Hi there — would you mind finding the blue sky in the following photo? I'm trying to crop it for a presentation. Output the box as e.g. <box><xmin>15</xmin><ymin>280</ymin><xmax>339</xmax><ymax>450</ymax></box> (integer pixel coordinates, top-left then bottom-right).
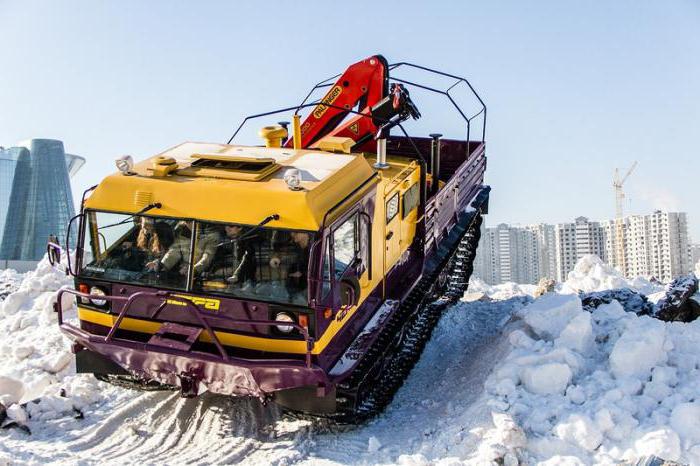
<box><xmin>1</xmin><ymin>1</ymin><xmax>698</xmax><ymax>238</ymax></box>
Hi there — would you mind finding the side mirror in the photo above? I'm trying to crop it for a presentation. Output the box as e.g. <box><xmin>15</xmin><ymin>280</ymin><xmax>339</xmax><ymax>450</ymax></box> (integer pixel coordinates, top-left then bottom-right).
<box><xmin>63</xmin><ymin>213</ymin><xmax>84</xmax><ymax>276</ymax></box>
<box><xmin>339</xmin><ymin>276</ymin><xmax>361</xmax><ymax>307</ymax></box>
<box><xmin>47</xmin><ymin>236</ymin><xmax>62</xmax><ymax>266</ymax></box>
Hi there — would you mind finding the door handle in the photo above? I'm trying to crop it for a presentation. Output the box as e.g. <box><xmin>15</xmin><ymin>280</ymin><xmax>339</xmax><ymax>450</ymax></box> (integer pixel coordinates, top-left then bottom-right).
<box><xmin>386</xmin><ymin>231</ymin><xmax>394</xmax><ymax>240</ymax></box>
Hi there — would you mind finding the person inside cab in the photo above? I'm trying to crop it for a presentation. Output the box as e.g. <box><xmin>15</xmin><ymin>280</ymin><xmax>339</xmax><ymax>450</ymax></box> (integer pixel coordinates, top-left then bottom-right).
<box><xmin>146</xmin><ymin>222</ymin><xmax>219</xmax><ymax>276</ymax></box>
<box><xmin>107</xmin><ymin>217</ymin><xmax>173</xmax><ymax>271</ymax></box>
<box><xmin>270</xmin><ymin>231</ymin><xmax>311</xmax><ymax>302</ymax></box>
<box><xmin>210</xmin><ymin>224</ymin><xmax>257</xmax><ymax>287</ymax></box>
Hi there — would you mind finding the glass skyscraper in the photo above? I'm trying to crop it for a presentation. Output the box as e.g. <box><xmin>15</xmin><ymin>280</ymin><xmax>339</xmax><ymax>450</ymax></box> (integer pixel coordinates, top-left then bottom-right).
<box><xmin>0</xmin><ymin>139</ymin><xmax>85</xmax><ymax>262</ymax></box>
<box><xmin>0</xmin><ymin>147</ymin><xmax>29</xmax><ymax>240</ymax></box>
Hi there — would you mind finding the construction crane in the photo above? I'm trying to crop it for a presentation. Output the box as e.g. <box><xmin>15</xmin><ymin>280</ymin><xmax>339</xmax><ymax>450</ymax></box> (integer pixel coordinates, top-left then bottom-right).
<box><xmin>613</xmin><ymin>161</ymin><xmax>638</xmax><ymax>274</ymax></box>
<box><xmin>614</xmin><ymin>161</ymin><xmax>638</xmax><ymax>220</ymax></box>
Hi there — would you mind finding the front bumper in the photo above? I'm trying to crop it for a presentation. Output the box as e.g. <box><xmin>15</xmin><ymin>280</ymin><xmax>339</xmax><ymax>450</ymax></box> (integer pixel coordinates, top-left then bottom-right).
<box><xmin>62</xmin><ymin>323</ymin><xmax>329</xmax><ymax>398</ymax></box>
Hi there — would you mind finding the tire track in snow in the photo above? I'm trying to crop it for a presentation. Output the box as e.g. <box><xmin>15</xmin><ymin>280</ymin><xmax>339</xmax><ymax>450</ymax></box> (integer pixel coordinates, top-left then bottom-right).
<box><xmin>68</xmin><ymin>391</ymin><xmax>176</xmax><ymax>456</ymax></box>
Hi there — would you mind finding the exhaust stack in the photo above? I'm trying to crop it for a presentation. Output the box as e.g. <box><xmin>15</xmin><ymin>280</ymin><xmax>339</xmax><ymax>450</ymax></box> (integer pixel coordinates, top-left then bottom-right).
<box><xmin>429</xmin><ymin>133</ymin><xmax>442</xmax><ymax>195</ymax></box>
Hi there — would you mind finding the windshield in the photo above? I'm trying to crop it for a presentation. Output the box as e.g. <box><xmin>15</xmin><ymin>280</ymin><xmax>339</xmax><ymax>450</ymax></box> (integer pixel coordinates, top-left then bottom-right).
<box><xmin>192</xmin><ymin>221</ymin><xmax>312</xmax><ymax>305</ymax></box>
<box><xmin>80</xmin><ymin>211</ymin><xmax>313</xmax><ymax>305</ymax></box>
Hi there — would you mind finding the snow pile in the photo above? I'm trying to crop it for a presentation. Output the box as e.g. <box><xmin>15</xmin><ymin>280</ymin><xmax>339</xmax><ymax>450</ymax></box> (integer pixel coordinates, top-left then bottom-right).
<box><xmin>486</xmin><ymin>292</ymin><xmax>700</xmax><ymax>464</ymax></box>
<box><xmin>472</xmin><ymin>255</ymin><xmax>663</xmax><ymax>302</ymax></box>
<box><xmin>467</xmin><ymin>277</ymin><xmax>537</xmax><ymax>301</ymax></box>
<box><xmin>563</xmin><ymin>254</ymin><xmax>662</xmax><ymax>295</ymax></box>
<box><xmin>0</xmin><ymin>269</ymin><xmax>25</xmax><ymax>302</ymax></box>
<box><xmin>0</xmin><ymin>257</ymin><xmax>103</xmax><ymax>423</ymax></box>
<box><xmin>562</xmin><ymin>254</ymin><xmax>629</xmax><ymax>292</ymax></box>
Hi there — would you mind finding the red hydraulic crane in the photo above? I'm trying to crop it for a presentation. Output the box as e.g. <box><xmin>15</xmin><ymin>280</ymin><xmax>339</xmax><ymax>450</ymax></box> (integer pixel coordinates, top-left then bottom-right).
<box><xmin>287</xmin><ymin>55</ymin><xmax>421</xmax><ymax>149</ymax></box>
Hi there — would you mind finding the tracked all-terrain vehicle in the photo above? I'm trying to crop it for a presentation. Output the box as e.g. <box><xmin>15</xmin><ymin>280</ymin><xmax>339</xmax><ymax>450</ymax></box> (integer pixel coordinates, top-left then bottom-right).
<box><xmin>50</xmin><ymin>55</ymin><xmax>489</xmax><ymax>421</ymax></box>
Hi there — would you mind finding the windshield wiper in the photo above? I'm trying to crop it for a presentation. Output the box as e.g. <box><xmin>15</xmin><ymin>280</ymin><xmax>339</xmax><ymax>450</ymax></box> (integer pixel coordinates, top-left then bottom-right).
<box><xmin>217</xmin><ymin>213</ymin><xmax>280</xmax><ymax>247</ymax></box>
<box><xmin>97</xmin><ymin>203</ymin><xmax>163</xmax><ymax>230</ymax></box>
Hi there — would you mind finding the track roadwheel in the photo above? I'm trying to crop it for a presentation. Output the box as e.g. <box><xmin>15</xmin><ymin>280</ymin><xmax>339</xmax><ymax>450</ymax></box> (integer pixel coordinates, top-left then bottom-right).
<box><xmin>431</xmin><ymin>254</ymin><xmax>458</xmax><ymax>300</ymax></box>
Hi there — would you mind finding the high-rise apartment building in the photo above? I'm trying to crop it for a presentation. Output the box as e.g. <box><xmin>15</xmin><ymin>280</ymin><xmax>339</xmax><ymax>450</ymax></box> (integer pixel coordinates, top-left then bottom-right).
<box><xmin>691</xmin><ymin>244</ymin><xmax>700</xmax><ymax>272</ymax></box>
<box><xmin>603</xmin><ymin>212</ymin><xmax>691</xmax><ymax>282</ymax></box>
<box><xmin>644</xmin><ymin>211</ymin><xmax>690</xmax><ymax>282</ymax></box>
<box><xmin>554</xmin><ymin>217</ymin><xmax>606</xmax><ymax>281</ymax></box>
<box><xmin>527</xmin><ymin>223</ymin><xmax>557</xmax><ymax>281</ymax></box>
<box><xmin>475</xmin><ymin>212</ymin><xmax>691</xmax><ymax>285</ymax></box>
<box><xmin>474</xmin><ymin>223</ymin><xmax>554</xmax><ymax>285</ymax></box>
<box><xmin>0</xmin><ymin>139</ymin><xmax>85</xmax><ymax>266</ymax></box>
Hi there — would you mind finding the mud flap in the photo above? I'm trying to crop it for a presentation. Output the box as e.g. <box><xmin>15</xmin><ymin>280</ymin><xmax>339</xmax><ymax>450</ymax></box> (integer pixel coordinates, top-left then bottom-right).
<box><xmin>75</xmin><ymin>349</ymin><xmax>130</xmax><ymax>375</ymax></box>
<box><xmin>273</xmin><ymin>385</ymin><xmax>337</xmax><ymax>415</ymax></box>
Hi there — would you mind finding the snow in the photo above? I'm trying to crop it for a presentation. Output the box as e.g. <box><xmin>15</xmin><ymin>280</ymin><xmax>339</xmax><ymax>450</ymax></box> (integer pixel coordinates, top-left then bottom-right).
<box><xmin>670</xmin><ymin>402</ymin><xmax>700</xmax><ymax>445</ymax></box>
<box><xmin>608</xmin><ymin>316</ymin><xmax>668</xmax><ymax>379</ymax></box>
<box><xmin>367</xmin><ymin>436</ymin><xmax>381</xmax><ymax>453</ymax></box>
<box><xmin>0</xmin><ymin>376</ymin><xmax>25</xmax><ymax>405</ymax></box>
<box><xmin>485</xmin><ymin>258</ymin><xmax>700</xmax><ymax>464</ymax></box>
<box><xmin>553</xmin><ymin>413</ymin><xmax>603</xmax><ymax>451</ymax></box>
<box><xmin>634</xmin><ymin>429</ymin><xmax>682</xmax><ymax>462</ymax></box>
<box><xmin>466</xmin><ymin>277</ymin><xmax>537</xmax><ymax>301</ymax></box>
<box><xmin>562</xmin><ymin>254</ymin><xmax>664</xmax><ymax>296</ymax></box>
<box><xmin>519</xmin><ymin>293</ymin><xmax>582</xmax><ymax>340</ymax></box>
<box><xmin>520</xmin><ymin>363</ymin><xmax>572</xmax><ymax>395</ymax></box>
<box><xmin>556</xmin><ymin>312</ymin><xmax>594</xmax><ymax>354</ymax></box>
<box><xmin>563</xmin><ymin>254</ymin><xmax>630</xmax><ymax>292</ymax></box>
<box><xmin>0</xmin><ymin>254</ymin><xmax>699</xmax><ymax>465</ymax></box>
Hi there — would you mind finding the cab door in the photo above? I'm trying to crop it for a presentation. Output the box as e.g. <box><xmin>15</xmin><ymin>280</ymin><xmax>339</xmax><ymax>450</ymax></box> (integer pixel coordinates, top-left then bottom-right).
<box><xmin>384</xmin><ymin>166</ymin><xmax>420</xmax><ymax>276</ymax></box>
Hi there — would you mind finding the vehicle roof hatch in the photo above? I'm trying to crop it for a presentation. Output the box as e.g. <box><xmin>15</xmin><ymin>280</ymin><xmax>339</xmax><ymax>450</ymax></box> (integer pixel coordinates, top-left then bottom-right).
<box><xmin>177</xmin><ymin>154</ymin><xmax>281</xmax><ymax>181</ymax></box>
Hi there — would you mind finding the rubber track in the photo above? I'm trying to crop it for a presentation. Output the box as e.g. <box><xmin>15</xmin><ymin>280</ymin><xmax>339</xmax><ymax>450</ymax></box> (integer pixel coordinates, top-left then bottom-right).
<box><xmin>332</xmin><ymin>213</ymin><xmax>483</xmax><ymax>423</ymax></box>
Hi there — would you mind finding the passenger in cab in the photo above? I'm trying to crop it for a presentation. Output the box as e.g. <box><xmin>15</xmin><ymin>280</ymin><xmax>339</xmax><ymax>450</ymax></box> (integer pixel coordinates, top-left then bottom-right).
<box><xmin>270</xmin><ymin>231</ymin><xmax>311</xmax><ymax>301</ymax></box>
<box><xmin>111</xmin><ymin>217</ymin><xmax>173</xmax><ymax>271</ymax></box>
<box><xmin>136</xmin><ymin>218</ymin><xmax>174</xmax><ymax>257</ymax></box>
<box><xmin>212</xmin><ymin>224</ymin><xmax>257</xmax><ymax>285</ymax></box>
<box><xmin>146</xmin><ymin>222</ymin><xmax>220</xmax><ymax>276</ymax></box>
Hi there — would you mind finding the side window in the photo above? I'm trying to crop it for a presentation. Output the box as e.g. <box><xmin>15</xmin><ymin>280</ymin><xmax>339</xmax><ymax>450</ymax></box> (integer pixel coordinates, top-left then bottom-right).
<box><xmin>386</xmin><ymin>193</ymin><xmax>399</xmax><ymax>223</ymax></box>
<box><xmin>333</xmin><ymin>214</ymin><xmax>358</xmax><ymax>279</ymax></box>
<box><xmin>402</xmin><ymin>183</ymin><xmax>419</xmax><ymax>219</ymax></box>
<box><xmin>359</xmin><ymin>214</ymin><xmax>370</xmax><ymax>277</ymax></box>
<box><xmin>322</xmin><ymin>236</ymin><xmax>332</xmax><ymax>298</ymax></box>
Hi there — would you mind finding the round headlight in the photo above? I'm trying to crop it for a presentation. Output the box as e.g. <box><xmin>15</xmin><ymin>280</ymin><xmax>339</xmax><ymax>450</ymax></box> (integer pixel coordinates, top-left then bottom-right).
<box><xmin>274</xmin><ymin>312</ymin><xmax>295</xmax><ymax>333</ymax></box>
<box><xmin>89</xmin><ymin>286</ymin><xmax>108</xmax><ymax>307</ymax></box>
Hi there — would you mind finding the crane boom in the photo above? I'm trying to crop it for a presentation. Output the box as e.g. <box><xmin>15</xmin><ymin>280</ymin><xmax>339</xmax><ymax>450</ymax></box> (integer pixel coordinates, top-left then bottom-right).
<box><xmin>620</xmin><ymin>161</ymin><xmax>637</xmax><ymax>186</ymax></box>
<box><xmin>286</xmin><ymin>54</ymin><xmax>420</xmax><ymax>149</ymax></box>
<box><xmin>613</xmin><ymin>161</ymin><xmax>638</xmax><ymax>277</ymax></box>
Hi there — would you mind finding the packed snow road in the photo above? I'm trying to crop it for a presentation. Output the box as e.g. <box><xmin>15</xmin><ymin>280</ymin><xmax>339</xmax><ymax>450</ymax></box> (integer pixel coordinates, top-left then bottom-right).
<box><xmin>0</xmin><ymin>260</ymin><xmax>527</xmax><ymax>465</ymax></box>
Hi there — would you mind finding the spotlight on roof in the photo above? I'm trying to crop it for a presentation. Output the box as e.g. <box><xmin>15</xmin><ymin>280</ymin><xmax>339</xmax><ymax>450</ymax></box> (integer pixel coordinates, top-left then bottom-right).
<box><xmin>283</xmin><ymin>168</ymin><xmax>303</xmax><ymax>191</ymax></box>
<box><xmin>115</xmin><ymin>155</ymin><xmax>135</xmax><ymax>175</ymax></box>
